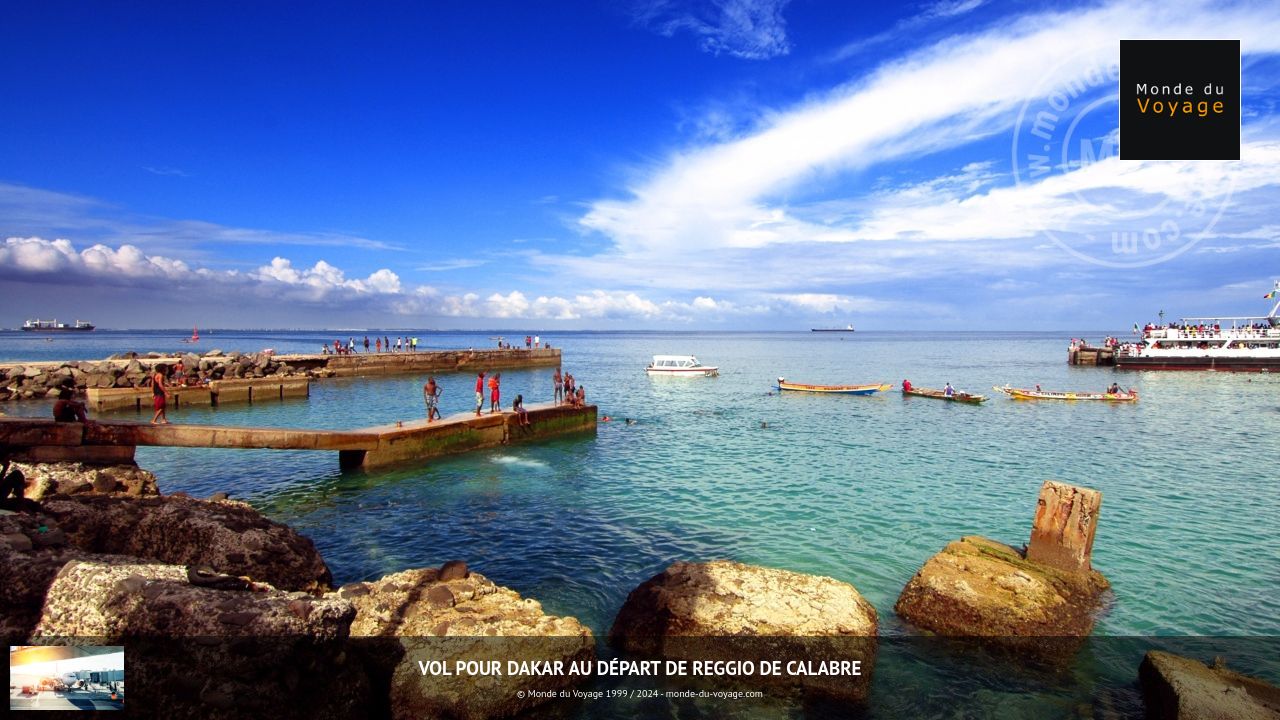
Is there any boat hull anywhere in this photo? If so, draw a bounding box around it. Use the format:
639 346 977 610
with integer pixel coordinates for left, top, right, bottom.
777 382 890 395
645 368 719 377
994 386 1137 402
902 388 985 404
1116 355 1280 372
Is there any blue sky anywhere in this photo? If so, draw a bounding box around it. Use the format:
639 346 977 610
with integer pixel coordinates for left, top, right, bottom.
2 0 1279 329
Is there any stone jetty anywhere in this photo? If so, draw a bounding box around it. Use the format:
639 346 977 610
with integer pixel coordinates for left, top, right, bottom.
609 559 878 701
0 347 560 403
1 462 593 720
894 481 1109 659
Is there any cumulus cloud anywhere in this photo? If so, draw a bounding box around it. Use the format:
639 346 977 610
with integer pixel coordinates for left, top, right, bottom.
0 236 747 324
634 0 792 59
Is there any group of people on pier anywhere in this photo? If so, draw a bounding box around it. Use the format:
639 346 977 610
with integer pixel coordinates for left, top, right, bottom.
420 366 585 424
323 336 421 355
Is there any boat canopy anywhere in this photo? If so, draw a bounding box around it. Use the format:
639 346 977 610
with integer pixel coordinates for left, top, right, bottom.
650 355 701 368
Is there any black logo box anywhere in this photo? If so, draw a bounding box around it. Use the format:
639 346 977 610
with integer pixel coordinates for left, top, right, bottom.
1120 39 1240 160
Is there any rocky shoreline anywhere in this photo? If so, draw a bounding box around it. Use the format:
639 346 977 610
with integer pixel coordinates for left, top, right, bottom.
3 466 1276 719
0 350 320 401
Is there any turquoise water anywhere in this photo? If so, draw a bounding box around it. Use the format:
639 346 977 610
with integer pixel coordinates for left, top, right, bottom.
4 330 1278 716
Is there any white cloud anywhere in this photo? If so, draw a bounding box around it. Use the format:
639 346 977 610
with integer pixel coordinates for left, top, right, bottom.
0 236 744 323
575 0 1280 293
634 0 792 60
0 182 401 253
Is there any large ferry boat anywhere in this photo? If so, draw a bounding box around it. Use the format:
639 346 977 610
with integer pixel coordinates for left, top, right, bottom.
1116 281 1280 371
21 319 95 332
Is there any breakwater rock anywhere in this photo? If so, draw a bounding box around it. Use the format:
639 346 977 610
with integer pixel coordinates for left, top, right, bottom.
609 559 878 701
13 460 158 499
2 461 594 720
32 559 369 720
343 563 596 720
1140 650 1280 719
894 535 1108 638
894 482 1109 661
39 493 333 592
0 350 309 401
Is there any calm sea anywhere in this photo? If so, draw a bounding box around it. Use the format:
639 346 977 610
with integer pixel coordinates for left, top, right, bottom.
3 329 1278 717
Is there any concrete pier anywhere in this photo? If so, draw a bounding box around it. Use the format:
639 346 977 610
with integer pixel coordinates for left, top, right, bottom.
86 378 310 413
0 402 595 470
1067 343 1116 366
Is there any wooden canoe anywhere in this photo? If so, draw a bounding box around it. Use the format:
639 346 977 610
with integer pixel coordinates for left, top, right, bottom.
902 387 986 404
777 381 891 395
993 386 1138 402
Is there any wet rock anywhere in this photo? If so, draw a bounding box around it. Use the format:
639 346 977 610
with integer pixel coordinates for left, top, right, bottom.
610 559 878 701
439 559 469 580
894 536 1109 657
38 494 332 592
1140 650 1280 720
344 566 594 720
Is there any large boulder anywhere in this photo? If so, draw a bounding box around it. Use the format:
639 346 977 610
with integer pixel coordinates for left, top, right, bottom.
39 494 332 592
343 563 594 720
15 461 159 500
610 560 878 701
1139 650 1280 720
894 536 1108 657
31 559 368 720
0 510 126 640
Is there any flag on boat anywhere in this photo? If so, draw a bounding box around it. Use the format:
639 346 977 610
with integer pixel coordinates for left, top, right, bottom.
1266 290 1277 299
1132 323 1139 333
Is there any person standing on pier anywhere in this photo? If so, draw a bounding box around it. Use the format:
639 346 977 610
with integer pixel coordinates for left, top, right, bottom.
364 336 370 353
150 364 169 424
489 373 501 413
553 367 563 405
375 337 382 353
475 371 485 416
424 377 441 422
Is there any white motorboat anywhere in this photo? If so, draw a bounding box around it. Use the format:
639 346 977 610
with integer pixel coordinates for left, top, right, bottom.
645 355 719 377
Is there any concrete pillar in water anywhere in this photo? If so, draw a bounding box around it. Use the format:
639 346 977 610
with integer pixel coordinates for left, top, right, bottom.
1026 480 1102 573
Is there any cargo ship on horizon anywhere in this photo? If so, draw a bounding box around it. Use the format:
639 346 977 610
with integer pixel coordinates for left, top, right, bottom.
21 318 95 332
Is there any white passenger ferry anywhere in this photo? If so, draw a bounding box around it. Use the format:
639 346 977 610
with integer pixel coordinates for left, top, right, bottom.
1117 281 1280 371
644 355 719 377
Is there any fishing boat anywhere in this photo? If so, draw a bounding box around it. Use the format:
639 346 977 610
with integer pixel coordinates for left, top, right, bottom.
776 378 891 395
645 355 719 377
811 324 855 332
1116 280 1280 371
902 386 986 404
22 318 94 332
993 385 1138 402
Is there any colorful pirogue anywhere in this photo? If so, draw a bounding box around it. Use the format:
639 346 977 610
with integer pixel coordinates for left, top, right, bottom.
993 385 1138 402
902 386 986 404
776 379 892 395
